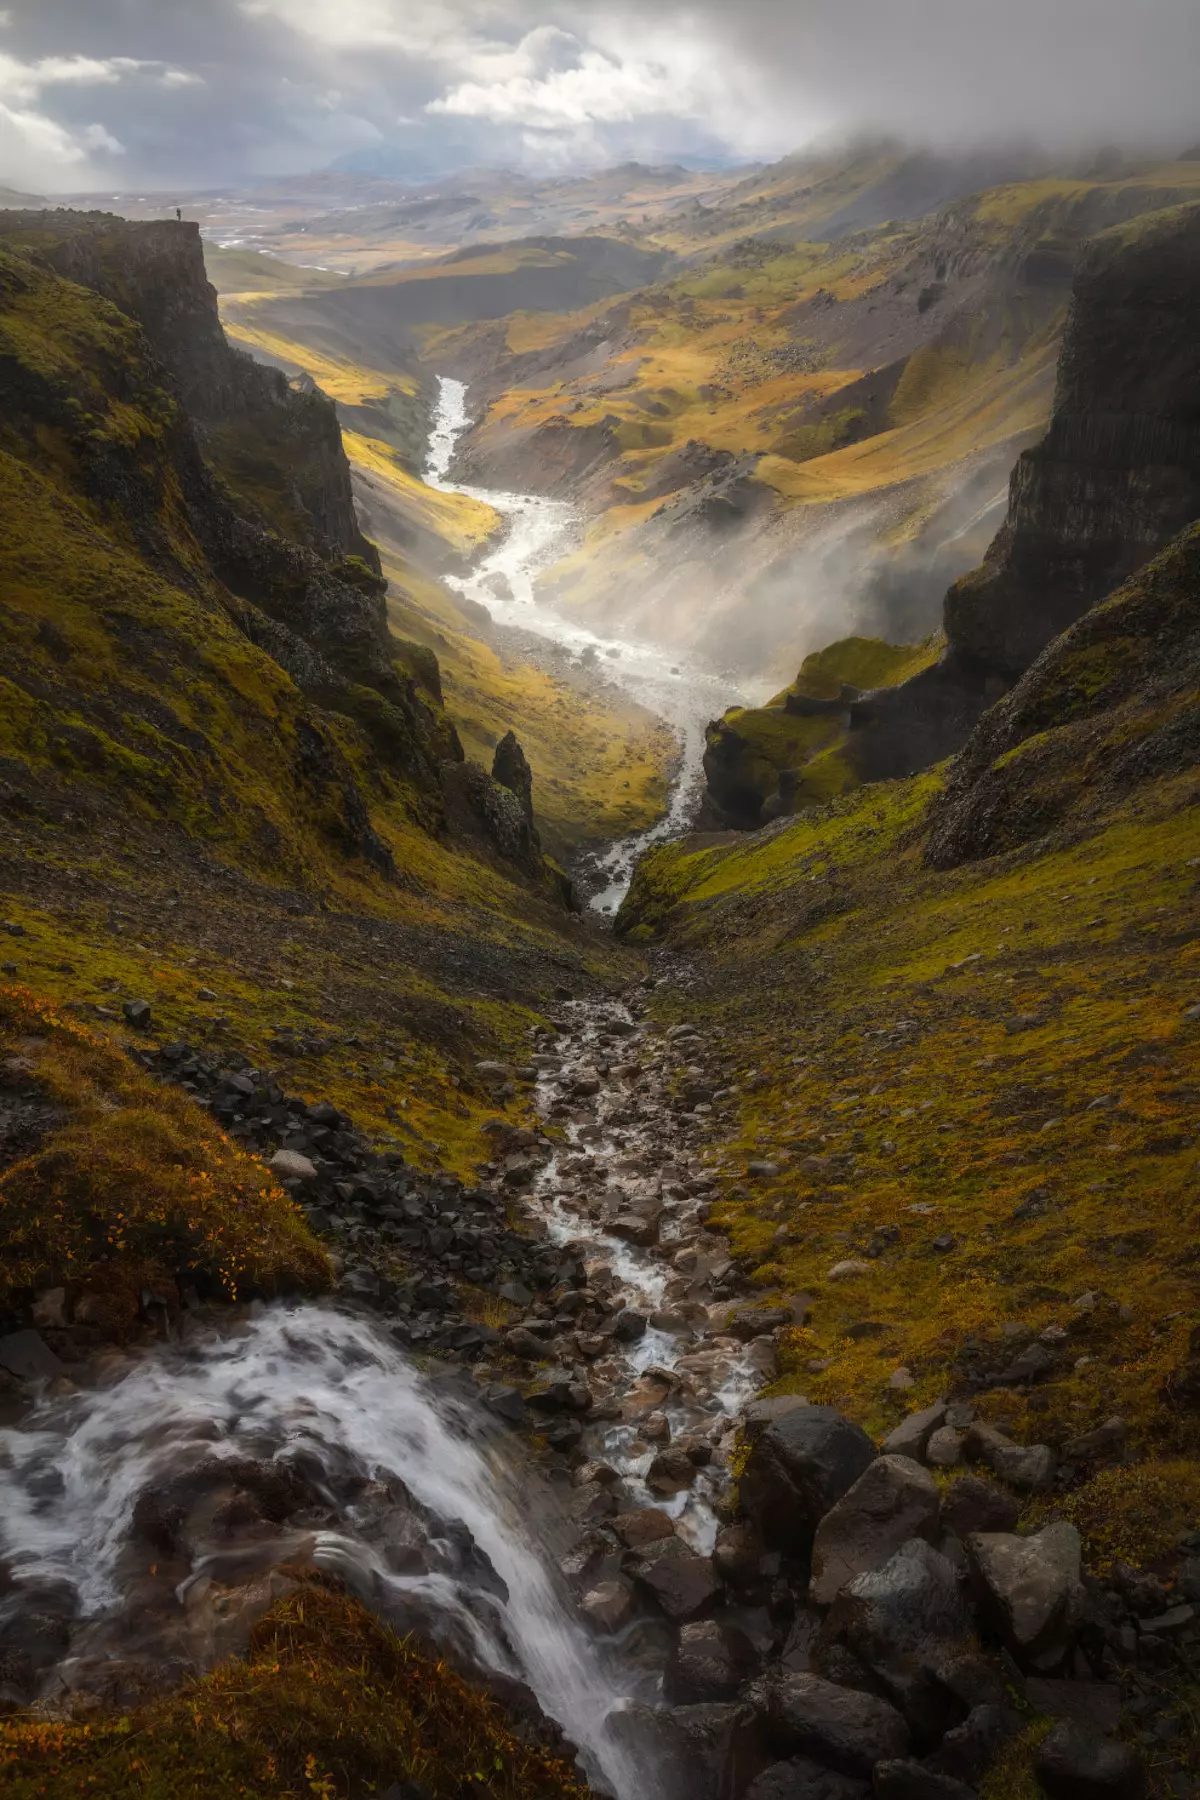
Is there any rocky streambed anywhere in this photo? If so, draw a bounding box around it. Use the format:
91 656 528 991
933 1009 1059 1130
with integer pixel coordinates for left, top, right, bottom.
0 975 1177 1800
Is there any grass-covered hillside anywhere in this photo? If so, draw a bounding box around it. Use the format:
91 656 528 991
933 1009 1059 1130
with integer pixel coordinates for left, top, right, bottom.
620 521 1200 1569
0 216 636 1194
703 634 943 826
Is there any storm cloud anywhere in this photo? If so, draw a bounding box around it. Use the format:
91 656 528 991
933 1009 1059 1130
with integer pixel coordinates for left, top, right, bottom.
1 0 1198 193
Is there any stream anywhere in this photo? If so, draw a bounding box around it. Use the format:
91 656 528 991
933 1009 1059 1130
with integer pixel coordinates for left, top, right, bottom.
0 380 768 1799
425 375 760 912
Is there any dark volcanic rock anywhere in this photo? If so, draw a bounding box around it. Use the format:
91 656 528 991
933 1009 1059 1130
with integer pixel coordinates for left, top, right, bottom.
740 1407 877 1553
1033 1720 1147 1799
749 1672 909 1776
826 1539 971 1741
809 1456 941 1605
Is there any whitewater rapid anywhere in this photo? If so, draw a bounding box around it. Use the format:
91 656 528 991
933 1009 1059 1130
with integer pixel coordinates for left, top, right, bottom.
425 375 758 911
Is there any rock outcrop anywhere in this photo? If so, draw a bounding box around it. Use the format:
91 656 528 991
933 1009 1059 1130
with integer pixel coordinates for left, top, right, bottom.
844 205 1200 783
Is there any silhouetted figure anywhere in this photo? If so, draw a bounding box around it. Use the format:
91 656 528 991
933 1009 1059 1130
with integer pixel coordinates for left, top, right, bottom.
175 207 182 222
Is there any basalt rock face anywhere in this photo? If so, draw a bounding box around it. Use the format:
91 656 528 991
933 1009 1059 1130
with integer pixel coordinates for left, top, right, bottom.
846 206 1200 783
944 207 1200 680
4 210 376 569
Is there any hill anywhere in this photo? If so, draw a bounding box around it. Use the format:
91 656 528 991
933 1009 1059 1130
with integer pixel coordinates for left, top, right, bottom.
0 210 639 1179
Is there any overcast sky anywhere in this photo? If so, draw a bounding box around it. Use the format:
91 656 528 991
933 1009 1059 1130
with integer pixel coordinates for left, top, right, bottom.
2 0 1199 193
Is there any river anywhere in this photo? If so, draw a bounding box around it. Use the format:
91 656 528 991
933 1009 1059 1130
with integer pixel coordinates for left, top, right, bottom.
0 383 767 1800
425 375 759 912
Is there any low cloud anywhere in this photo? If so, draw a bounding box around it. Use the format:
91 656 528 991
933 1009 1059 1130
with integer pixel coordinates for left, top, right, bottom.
1 0 1198 191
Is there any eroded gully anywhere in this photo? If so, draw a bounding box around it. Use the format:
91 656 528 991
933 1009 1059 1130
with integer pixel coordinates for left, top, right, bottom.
0 381 772 1799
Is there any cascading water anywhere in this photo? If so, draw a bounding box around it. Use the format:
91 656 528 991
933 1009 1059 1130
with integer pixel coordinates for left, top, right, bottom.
0 1307 649 1797
426 376 762 912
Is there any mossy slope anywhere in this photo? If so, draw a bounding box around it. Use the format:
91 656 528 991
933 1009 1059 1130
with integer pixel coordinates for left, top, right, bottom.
703 635 941 826
0 1577 586 1800
619 526 1200 1566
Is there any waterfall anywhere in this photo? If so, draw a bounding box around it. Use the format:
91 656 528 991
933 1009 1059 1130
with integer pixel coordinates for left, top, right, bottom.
0 1306 649 1798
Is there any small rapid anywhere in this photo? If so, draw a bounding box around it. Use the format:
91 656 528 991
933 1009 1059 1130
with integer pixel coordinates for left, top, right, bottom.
425 376 759 912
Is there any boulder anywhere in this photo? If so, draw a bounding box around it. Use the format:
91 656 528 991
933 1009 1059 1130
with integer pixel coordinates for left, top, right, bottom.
881 1401 947 1462
606 1702 767 1800
966 1524 1083 1668
714 1522 766 1588
629 1539 721 1623
742 1393 812 1443
647 1448 697 1495
269 1148 318 1182
933 1703 1018 1784
810 1456 941 1605
580 1580 635 1634
741 1407 876 1553
613 1508 676 1549
1033 1721 1147 1799
827 1539 971 1740
940 1476 1019 1540
967 1421 1056 1492
665 1619 759 1705
729 1306 792 1342
747 1758 869 1800
0 1329 63 1381
749 1673 909 1776
873 1762 979 1800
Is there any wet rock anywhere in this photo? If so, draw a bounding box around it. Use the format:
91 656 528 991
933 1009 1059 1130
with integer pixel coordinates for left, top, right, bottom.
881 1401 947 1462
746 1758 869 1800
940 1476 1019 1540
714 1523 766 1589
609 1308 649 1344
580 1579 635 1634
648 1448 698 1495
810 1457 941 1605
827 1539 971 1740
480 1384 526 1426
613 1508 676 1549
741 1406 877 1553
873 1762 979 1800
966 1523 1083 1668
665 1619 760 1705
749 1672 909 1776
1033 1721 1146 1799
269 1148 318 1182
629 1539 721 1623
0 1330 63 1381
605 1701 766 1800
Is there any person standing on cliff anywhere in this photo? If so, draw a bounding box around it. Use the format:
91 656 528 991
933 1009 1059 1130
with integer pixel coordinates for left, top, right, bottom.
175 207 181 221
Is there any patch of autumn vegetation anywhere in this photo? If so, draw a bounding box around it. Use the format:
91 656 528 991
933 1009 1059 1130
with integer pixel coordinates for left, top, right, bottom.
0 985 329 1328
1028 1461 1200 1576
0 1577 588 1800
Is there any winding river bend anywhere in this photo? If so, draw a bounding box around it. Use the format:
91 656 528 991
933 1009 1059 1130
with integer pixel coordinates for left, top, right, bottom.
0 383 765 1800
426 375 756 912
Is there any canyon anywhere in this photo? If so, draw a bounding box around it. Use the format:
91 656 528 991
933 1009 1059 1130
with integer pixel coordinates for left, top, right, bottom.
1 142 1199 1800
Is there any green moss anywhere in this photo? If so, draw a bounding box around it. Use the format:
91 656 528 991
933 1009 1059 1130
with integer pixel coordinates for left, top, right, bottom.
0 986 330 1326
